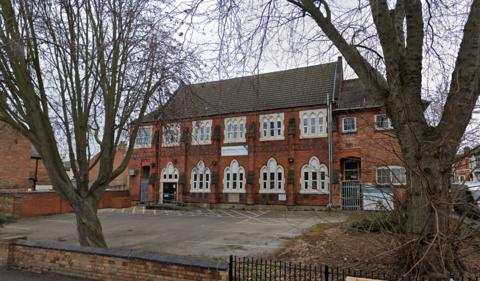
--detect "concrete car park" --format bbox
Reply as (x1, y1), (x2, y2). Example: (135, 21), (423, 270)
(0, 207), (348, 259)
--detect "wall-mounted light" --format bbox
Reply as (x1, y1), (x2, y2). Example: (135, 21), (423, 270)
(150, 163), (155, 168)
(212, 161), (217, 165)
(288, 157), (294, 163)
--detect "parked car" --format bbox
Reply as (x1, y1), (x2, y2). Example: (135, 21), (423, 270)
(451, 183), (480, 220)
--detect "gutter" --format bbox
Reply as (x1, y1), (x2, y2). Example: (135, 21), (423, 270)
(328, 65), (337, 208)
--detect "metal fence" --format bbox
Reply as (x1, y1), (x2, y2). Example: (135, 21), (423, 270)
(229, 256), (478, 281)
(340, 182), (362, 210)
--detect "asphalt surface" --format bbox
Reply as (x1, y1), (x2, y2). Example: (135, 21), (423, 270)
(0, 207), (347, 259)
(0, 270), (94, 280)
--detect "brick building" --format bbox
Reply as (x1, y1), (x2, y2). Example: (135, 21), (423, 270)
(454, 146), (480, 183)
(128, 58), (407, 209)
(0, 122), (52, 191)
(88, 142), (129, 189)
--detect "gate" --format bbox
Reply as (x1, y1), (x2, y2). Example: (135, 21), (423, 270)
(341, 182), (362, 210)
(140, 179), (149, 203)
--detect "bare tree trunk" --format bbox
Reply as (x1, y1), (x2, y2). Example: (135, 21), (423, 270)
(72, 196), (107, 249)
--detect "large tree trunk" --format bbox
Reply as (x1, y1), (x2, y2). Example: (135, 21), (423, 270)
(72, 196), (107, 248)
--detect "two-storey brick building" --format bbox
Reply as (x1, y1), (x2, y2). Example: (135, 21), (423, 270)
(128, 58), (406, 209)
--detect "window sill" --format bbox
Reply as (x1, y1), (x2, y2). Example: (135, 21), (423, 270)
(134, 144), (152, 149)
(299, 133), (328, 139)
(162, 142), (181, 147)
(222, 189), (246, 193)
(259, 136), (285, 142)
(374, 128), (394, 133)
(190, 190), (211, 193)
(342, 131), (357, 135)
(299, 190), (329, 194)
(223, 139), (246, 144)
(259, 190), (285, 194)
(191, 141), (212, 146)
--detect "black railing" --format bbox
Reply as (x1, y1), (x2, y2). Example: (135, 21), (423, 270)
(229, 255), (478, 281)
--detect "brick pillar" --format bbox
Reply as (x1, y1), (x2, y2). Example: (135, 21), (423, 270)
(0, 235), (26, 271)
(287, 135), (296, 206)
(246, 130), (256, 205)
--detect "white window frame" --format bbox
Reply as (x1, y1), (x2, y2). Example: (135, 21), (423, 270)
(259, 158), (285, 194)
(376, 166), (407, 186)
(224, 117), (247, 143)
(375, 114), (393, 130)
(222, 159), (246, 193)
(192, 120), (212, 145)
(300, 156), (329, 194)
(259, 113), (285, 141)
(162, 123), (181, 147)
(161, 162), (179, 182)
(190, 161), (211, 193)
(134, 125), (153, 149)
(342, 117), (357, 133)
(299, 109), (328, 139)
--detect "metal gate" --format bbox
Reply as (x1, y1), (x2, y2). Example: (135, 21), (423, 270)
(140, 179), (149, 203)
(341, 182), (362, 210)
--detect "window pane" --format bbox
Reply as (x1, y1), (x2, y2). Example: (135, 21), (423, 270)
(240, 122), (244, 138)
(312, 173), (318, 189)
(278, 172), (282, 189)
(263, 121), (268, 137)
(270, 121), (275, 137)
(377, 168), (389, 184)
(200, 127), (204, 141)
(226, 173), (230, 189)
(304, 171), (309, 181)
(233, 173), (237, 189)
(319, 116), (324, 133)
(227, 123), (232, 139)
(303, 116), (308, 134)
(270, 172), (275, 189)
(233, 122), (238, 139)
(311, 116), (316, 134)
(206, 125), (211, 140)
(263, 172), (267, 189)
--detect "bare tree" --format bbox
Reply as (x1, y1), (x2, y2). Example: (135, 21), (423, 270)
(207, 0), (480, 276)
(0, 0), (197, 248)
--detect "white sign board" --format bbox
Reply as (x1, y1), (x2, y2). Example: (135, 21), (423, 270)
(278, 194), (286, 201)
(221, 146), (249, 156)
(363, 189), (394, 211)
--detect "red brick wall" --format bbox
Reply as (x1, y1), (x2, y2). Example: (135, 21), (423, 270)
(89, 143), (129, 187)
(9, 240), (228, 281)
(1, 190), (130, 218)
(0, 123), (31, 191)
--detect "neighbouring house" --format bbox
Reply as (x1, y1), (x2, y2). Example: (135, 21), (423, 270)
(88, 142), (129, 190)
(0, 122), (52, 191)
(127, 58), (411, 209)
(454, 146), (480, 183)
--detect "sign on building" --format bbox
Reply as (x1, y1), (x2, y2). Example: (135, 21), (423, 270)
(363, 189), (394, 211)
(221, 146), (249, 156)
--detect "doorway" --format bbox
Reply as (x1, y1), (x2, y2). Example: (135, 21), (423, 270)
(162, 182), (177, 204)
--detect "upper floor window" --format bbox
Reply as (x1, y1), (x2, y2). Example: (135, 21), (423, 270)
(375, 114), (393, 130)
(223, 159), (246, 193)
(192, 120), (212, 145)
(259, 113), (284, 141)
(376, 166), (406, 186)
(259, 158), (285, 193)
(163, 123), (181, 147)
(342, 117), (356, 133)
(300, 156), (328, 193)
(299, 109), (327, 139)
(134, 125), (152, 149)
(224, 117), (246, 143)
(191, 161), (210, 192)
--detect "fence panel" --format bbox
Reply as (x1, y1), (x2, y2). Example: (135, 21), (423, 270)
(341, 182), (362, 210)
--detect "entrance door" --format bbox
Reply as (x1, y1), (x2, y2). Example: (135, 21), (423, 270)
(163, 183), (177, 203)
(140, 179), (149, 203)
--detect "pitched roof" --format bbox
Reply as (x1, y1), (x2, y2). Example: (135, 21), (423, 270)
(336, 79), (378, 110)
(144, 61), (340, 122)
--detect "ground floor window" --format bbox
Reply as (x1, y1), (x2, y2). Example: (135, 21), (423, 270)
(376, 166), (406, 185)
(190, 160), (211, 192)
(259, 158), (284, 193)
(300, 156), (328, 193)
(223, 159), (246, 193)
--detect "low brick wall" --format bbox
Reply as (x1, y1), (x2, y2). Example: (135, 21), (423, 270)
(3, 238), (228, 281)
(0, 190), (131, 219)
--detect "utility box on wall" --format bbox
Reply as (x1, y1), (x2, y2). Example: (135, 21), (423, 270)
(129, 169), (137, 176)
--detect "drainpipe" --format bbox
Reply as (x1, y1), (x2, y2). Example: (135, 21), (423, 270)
(328, 63), (337, 208)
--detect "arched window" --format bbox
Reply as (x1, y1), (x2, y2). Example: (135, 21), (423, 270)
(163, 123), (181, 147)
(224, 117), (247, 143)
(262, 118), (268, 137)
(161, 162), (179, 182)
(233, 121), (238, 139)
(300, 156), (328, 193)
(190, 161), (211, 192)
(223, 159), (246, 193)
(227, 122), (232, 139)
(318, 113), (324, 133)
(276, 117), (282, 136)
(239, 120), (245, 139)
(303, 114), (308, 134)
(259, 158), (284, 193)
(269, 117), (275, 137)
